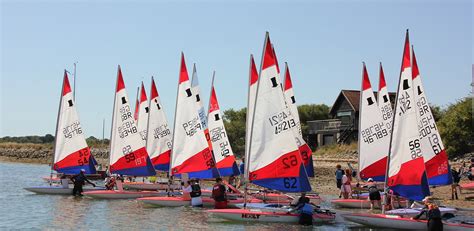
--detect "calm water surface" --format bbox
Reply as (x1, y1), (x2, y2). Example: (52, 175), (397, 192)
(1, 161), (450, 230)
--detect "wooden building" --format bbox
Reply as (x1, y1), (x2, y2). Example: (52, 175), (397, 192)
(307, 90), (395, 147)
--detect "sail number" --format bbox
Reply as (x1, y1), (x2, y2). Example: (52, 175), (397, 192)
(409, 139), (422, 159)
(119, 105), (133, 122)
(283, 177), (297, 189)
(153, 124), (171, 139)
(182, 117), (202, 137)
(268, 111), (297, 135)
(398, 92), (411, 115)
(118, 121), (138, 138)
(77, 149), (90, 166)
(282, 155), (298, 169)
(361, 122), (388, 144)
(428, 134), (442, 155)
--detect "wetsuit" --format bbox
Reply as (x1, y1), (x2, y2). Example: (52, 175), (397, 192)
(296, 203), (313, 226)
(414, 207), (443, 231)
(71, 173), (95, 196)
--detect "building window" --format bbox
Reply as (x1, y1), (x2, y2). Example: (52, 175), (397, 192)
(337, 111), (351, 117)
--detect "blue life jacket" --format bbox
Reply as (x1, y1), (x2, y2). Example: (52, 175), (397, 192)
(300, 203), (314, 215)
(335, 169), (344, 180)
(239, 163), (245, 174)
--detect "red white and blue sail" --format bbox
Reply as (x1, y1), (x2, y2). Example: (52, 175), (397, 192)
(247, 33), (311, 192)
(208, 79), (240, 176)
(191, 64), (212, 146)
(146, 77), (172, 171)
(109, 66), (155, 176)
(283, 63), (315, 177)
(378, 63), (393, 134)
(53, 71), (96, 174)
(244, 54), (259, 180)
(412, 49), (451, 186)
(358, 64), (390, 182)
(136, 82), (149, 145)
(387, 32), (430, 201)
(170, 54), (218, 179)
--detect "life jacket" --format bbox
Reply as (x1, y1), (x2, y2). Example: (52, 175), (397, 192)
(190, 184), (201, 198)
(300, 203), (314, 215)
(212, 184), (226, 202)
(368, 185), (378, 194)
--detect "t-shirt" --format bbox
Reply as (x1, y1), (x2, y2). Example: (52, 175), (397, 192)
(212, 184), (227, 202)
(335, 169), (344, 180)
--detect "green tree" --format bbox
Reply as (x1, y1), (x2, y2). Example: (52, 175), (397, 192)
(438, 97), (473, 159)
(297, 104), (330, 139)
(430, 104), (444, 122)
(223, 108), (247, 158)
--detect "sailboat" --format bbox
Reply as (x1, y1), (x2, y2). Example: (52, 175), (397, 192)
(411, 48), (452, 186)
(207, 72), (240, 176)
(332, 63), (393, 209)
(25, 71), (102, 195)
(138, 54), (254, 207)
(123, 79), (179, 191)
(283, 63), (315, 177)
(342, 31), (470, 229)
(84, 66), (165, 199)
(207, 32), (334, 223)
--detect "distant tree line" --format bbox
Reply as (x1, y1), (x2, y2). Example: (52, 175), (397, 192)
(0, 135), (109, 147)
(1, 98), (472, 159)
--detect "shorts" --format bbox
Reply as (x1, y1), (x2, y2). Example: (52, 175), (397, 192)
(214, 201), (228, 209)
(336, 179), (342, 189)
(369, 191), (381, 201)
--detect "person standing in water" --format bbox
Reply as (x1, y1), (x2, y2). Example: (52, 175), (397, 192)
(413, 197), (443, 231)
(190, 179), (203, 207)
(71, 169), (95, 196)
(340, 169), (352, 199)
(212, 178), (228, 209)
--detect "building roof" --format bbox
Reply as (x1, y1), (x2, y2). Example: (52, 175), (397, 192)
(329, 89), (396, 116)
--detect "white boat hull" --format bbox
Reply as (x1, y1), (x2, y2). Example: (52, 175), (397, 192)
(386, 207), (457, 217)
(207, 208), (335, 223)
(83, 190), (171, 199)
(24, 186), (104, 195)
(331, 198), (405, 209)
(342, 213), (473, 230)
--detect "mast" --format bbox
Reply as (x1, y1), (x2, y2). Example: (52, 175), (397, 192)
(243, 55), (254, 207)
(73, 62), (77, 100)
(169, 53), (184, 178)
(108, 66), (120, 174)
(50, 70), (67, 184)
(245, 32), (268, 206)
(382, 30), (408, 214)
(357, 62), (364, 182)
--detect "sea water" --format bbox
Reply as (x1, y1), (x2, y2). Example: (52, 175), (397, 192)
(1, 161), (467, 230)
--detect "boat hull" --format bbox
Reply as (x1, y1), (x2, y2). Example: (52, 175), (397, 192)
(342, 213), (473, 230)
(138, 196), (262, 208)
(24, 186), (105, 195)
(460, 182), (474, 191)
(331, 198), (404, 209)
(123, 182), (181, 190)
(207, 208), (335, 223)
(386, 207), (457, 216)
(83, 190), (171, 199)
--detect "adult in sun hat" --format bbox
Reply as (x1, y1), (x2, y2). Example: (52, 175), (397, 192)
(413, 196), (443, 231)
(71, 169), (96, 196)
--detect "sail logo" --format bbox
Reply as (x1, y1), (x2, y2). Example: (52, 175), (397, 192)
(182, 116), (202, 137)
(63, 121), (82, 139)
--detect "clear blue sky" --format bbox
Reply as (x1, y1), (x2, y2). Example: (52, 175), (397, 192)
(1, 0), (472, 137)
